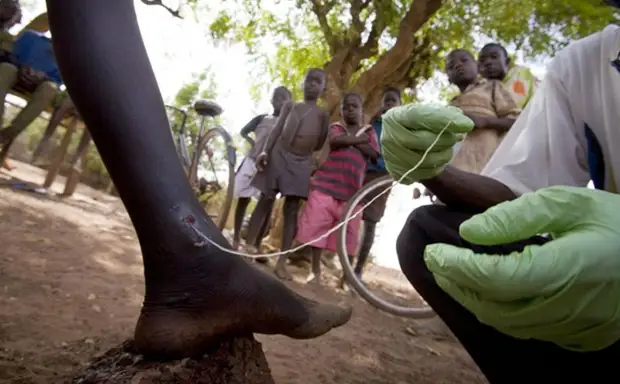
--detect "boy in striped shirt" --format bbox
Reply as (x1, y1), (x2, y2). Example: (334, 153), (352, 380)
(296, 92), (379, 286)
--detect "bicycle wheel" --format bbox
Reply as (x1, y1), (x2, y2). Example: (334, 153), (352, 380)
(337, 174), (435, 318)
(191, 126), (236, 230)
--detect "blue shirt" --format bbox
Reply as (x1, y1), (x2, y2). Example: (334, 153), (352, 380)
(12, 31), (62, 85)
(366, 118), (386, 173)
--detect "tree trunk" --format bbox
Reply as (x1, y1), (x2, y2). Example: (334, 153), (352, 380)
(72, 337), (275, 384)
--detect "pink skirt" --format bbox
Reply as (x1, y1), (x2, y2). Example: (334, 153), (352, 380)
(296, 189), (363, 255)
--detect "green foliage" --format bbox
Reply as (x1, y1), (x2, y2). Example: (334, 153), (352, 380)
(195, 0), (619, 116)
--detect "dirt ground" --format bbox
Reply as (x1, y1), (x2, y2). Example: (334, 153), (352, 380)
(0, 162), (486, 384)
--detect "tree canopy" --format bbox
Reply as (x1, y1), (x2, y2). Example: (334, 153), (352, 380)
(149, 0), (619, 120)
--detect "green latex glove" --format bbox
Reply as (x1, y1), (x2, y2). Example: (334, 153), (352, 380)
(381, 104), (473, 185)
(424, 186), (620, 351)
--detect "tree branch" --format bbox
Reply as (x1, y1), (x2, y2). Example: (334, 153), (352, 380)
(141, 0), (182, 18)
(354, 0), (443, 95)
(309, 0), (338, 53)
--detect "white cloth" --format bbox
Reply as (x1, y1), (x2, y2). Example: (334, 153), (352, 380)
(234, 158), (260, 198)
(482, 25), (620, 195)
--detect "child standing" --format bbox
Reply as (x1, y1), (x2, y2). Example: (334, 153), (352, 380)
(353, 86), (401, 279)
(477, 43), (538, 109)
(232, 86), (292, 251)
(296, 92), (379, 286)
(445, 49), (520, 174)
(248, 68), (330, 280)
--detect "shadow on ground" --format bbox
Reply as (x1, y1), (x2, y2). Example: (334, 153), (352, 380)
(0, 187), (485, 384)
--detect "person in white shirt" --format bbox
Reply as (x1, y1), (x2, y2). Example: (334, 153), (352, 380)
(397, 23), (620, 383)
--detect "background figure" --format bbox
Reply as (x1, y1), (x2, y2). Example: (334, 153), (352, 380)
(354, 86), (401, 279)
(296, 92), (379, 286)
(0, 28), (61, 168)
(445, 49), (520, 174)
(478, 42), (538, 109)
(232, 86), (292, 254)
(247, 68), (329, 281)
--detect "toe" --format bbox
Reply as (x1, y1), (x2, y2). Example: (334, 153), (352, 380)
(284, 297), (352, 339)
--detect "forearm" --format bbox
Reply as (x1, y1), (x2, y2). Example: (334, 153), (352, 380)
(422, 165), (517, 211)
(485, 117), (515, 133)
(242, 134), (255, 147)
(356, 143), (378, 160)
(330, 136), (366, 150)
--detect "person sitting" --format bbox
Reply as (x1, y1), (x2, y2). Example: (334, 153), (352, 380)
(446, 48), (520, 174)
(389, 20), (620, 383)
(295, 92), (379, 286)
(0, 27), (61, 169)
(478, 42), (539, 109)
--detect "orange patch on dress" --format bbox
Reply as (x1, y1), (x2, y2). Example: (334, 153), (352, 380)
(512, 80), (526, 96)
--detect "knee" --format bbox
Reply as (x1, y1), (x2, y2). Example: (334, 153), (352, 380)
(0, 62), (17, 74)
(396, 205), (438, 282)
(36, 81), (58, 99)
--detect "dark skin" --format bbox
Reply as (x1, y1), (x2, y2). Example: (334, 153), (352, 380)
(46, 0), (351, 360)
(422, 165), (517, 212)
(256, 70), (327, 171)
(478, 45), (510, 81)
(251, 70), (328, 281)
(445, 50), (515, 134)
(353, 90), (402, 278)
(233, 87), (291, 251)
(308, 95), (379, 286)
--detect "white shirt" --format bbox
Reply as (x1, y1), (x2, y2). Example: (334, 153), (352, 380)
(482, 25), (620, 195)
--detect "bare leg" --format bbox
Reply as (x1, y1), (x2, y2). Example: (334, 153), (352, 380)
(274, 196), (301, 280)
(31, 96), (74, 164)
(232, 197), (251, 249)
(0, 81), (58, 146)
(47, 0), (351, 360)
(307, 246), (322, 286)
(246, 193), (274, 249)
(354, 220), (376, 278)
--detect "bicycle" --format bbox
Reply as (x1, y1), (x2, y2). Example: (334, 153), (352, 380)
(337, 174), (435, 318)
(166, 100), (236, 230)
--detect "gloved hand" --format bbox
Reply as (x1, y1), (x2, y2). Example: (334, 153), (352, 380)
(381, 104), (473, 184)
(424, 186), (620, 351)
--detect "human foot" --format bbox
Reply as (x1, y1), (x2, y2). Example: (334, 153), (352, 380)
(274, 256), (293, 280)
(1, 160), (14, 170)
(305, 273), (321, 287)
(134, 246), (352, 360)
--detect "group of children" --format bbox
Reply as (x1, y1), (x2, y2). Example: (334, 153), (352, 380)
(414, 42), (538, 199)
(231, 67), (402, 285)
(231, 41), (537, 287)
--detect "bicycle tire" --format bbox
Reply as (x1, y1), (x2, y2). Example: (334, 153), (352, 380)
(337, 174), (435, 318)
(190, 126), (236, 230)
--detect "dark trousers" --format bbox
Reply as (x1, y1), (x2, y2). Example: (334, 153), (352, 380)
(397, 204), (620, 383)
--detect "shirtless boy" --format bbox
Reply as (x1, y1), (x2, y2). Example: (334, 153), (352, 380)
(296, 92), (379, 286)
(247, 68), (329, 280)
(232, 86), (292, 251)
(445, 49), (520, 174)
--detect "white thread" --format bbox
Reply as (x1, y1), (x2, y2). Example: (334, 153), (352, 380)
(191, 121), (454, 258)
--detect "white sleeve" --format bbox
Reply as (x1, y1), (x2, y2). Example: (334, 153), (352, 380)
(481, 59), (590, 196)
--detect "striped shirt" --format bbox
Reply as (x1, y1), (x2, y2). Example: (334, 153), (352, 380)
(311, 122), (379, 201)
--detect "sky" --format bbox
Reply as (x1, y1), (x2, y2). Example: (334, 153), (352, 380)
(16, 1), (552, 270)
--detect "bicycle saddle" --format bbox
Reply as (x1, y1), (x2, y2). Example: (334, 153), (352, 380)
(193, 100), (223, 118)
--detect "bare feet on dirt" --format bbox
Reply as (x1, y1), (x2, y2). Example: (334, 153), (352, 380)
(306, 274), (321, 287)
(2, 159), (14, 170)
(133, 243), (352, 360)
(274, 256), (294, 281)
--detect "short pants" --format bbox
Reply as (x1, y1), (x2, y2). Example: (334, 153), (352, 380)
(361, 170), (390, 223)
(234, 158), (260, 199)
(296, 189), (362, 255)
